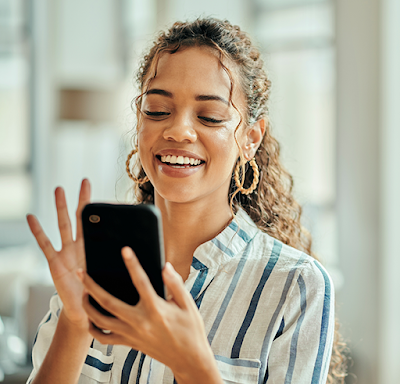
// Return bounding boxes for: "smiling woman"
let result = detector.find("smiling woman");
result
[136,46,254,211]
[26,18,347,384]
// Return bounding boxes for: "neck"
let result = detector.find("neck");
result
[154,192,233,279]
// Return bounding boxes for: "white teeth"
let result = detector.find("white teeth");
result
[159,155,203,166]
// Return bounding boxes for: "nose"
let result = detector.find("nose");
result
[163,113,197,143]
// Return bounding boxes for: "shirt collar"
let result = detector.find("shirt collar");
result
[191,207,260,271]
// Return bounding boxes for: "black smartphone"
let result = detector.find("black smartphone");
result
[82,203,165,316]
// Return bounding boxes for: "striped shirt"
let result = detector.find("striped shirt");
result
[28,208,334,384]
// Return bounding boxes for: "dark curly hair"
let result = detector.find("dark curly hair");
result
[128,17,348,384]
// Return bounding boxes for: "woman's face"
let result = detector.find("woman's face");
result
[137,46,248,205]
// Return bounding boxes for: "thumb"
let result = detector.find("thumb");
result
[162,262,192,309]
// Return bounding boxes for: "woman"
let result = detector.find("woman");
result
[26,18,346,384]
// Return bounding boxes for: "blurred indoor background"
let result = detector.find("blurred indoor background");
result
[0,0,399,383]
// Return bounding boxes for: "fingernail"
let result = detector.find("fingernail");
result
[122,247,134,259]
[165,262,174,275]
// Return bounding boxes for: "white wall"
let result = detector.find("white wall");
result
[379,0,400,382]
[155,0,252,32]
[336,0,400,383]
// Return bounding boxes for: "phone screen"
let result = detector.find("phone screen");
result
[82,203,165,316]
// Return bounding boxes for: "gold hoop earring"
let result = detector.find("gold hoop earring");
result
[126,147,149,186]
[234,158,259,195]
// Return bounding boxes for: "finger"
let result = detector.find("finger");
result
[26,214,56,261]
[121,247,158,305]
[162,262,193,309]
[55,187,73,246]
[78,269,130,321]
[82,292,126,333]
[76,179,91,241]
[88,321,134,347]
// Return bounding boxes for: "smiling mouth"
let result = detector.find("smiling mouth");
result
[156,155,205,168]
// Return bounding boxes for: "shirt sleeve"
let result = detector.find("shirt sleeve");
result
[265,259,335,384]
[26,293,62,384]
[27,294,115,384]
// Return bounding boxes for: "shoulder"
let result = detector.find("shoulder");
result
[246,230,334,295]
[230,208,334,297]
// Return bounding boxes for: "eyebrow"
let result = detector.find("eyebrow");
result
[195,94,229,105]
[146,88,173,98]
[146,88,229,105]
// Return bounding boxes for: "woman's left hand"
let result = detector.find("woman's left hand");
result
[78,247,221,383]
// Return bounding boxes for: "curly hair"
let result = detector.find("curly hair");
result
[128,17,348,383]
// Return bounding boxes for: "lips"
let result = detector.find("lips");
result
[158,155,204,166]
[154,149,206,178]
[155,155,205,178]
[156,149,205,162]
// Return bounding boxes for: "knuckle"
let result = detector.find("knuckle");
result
[101,297,116,313]
[41,238,52,251]
[170,276,183,289]
[32,225,42,237]
[139,275,150,287]
[140,319,153,336]
[32,229,41,240]
[136,275,150,290]
[101,296,112,309]
[156,313,169,329]
[148,301,167,320]
[93,318,109,330]
[59,221,70,231]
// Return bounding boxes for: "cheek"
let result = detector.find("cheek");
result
[137,126,155,168]
[137,123,151,143]
[207,128,240,168]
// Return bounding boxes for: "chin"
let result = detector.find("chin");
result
[155,185,200,204]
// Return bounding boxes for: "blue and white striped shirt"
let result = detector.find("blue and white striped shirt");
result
[28,208,334,384]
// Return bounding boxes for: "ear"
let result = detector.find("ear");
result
[242,119,266,160]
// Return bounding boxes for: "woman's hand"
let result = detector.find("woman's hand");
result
[27,179,91,331]
[79,247,222,383]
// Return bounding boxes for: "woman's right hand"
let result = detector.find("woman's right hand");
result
[27,179,91,331]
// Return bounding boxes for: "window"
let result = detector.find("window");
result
[252,0,340,280]
[0,0,32,246]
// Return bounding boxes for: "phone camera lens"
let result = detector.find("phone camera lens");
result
[89,215,100,223]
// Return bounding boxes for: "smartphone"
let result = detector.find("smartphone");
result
[82,203,165,316]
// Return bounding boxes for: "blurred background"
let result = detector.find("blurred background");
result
[0,0,399,383]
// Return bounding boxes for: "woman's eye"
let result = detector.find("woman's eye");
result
[144,111,170,117]
[199,116,224,124]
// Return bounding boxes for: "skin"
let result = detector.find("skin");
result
[26,46,265,384]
